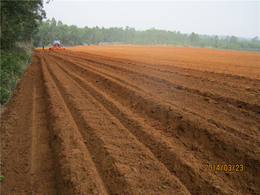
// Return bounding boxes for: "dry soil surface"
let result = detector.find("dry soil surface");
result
[1,46,260,194]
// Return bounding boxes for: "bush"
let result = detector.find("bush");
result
[0,47,31,104]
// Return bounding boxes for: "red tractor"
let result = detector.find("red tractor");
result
[49,40,65,50]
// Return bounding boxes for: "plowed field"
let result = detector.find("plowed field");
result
[1,46,260,194]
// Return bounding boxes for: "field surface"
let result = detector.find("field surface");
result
[1,46,260,194]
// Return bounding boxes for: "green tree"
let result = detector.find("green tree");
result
[57,20,63,27]
[1,0,45,50]
[251,36,259,43]
[189,32,200,46]
[68,25,78,46]
[230,36,238,48]
[214,35,219,48]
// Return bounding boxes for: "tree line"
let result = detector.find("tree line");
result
[34,17,260,52]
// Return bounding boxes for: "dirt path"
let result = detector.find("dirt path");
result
[1,47,259,194]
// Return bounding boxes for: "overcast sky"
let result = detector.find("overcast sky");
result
[42,0,259,38]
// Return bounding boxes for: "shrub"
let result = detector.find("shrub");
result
[0,47,31,104]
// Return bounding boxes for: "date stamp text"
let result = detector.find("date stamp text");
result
[205,164,243,172]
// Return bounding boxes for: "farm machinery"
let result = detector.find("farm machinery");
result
[49,40,65,50]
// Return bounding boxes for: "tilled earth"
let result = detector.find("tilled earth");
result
[1,46,260,194]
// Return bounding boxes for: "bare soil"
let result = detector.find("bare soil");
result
[1,46,260,194]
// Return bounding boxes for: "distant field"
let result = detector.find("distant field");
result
[65,45,260,79]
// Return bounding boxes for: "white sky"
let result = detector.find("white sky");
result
[42,0,260,38]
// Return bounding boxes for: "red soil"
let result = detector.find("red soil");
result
[1,46,259,194]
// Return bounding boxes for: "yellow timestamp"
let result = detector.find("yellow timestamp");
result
[205,164,243,172]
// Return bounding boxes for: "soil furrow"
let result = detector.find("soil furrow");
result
[51,53,241,194]
[47,52,260,156]
[49,51,260,141]
[47,50,260,194]
[56,49,260,89]
[42,50,191,195]
[1,54,57,194]
[39,53,109,194]
[66,53,260,141]
[52,50,260,106]
[29,65,57,194]
[30,85,37,187]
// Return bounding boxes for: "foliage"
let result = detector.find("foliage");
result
[0,174,4,181]
[0,47,31,104]
[1,0,46,50]
[189,32,200,46]
[0,0,44,104]
[34,18,260,52]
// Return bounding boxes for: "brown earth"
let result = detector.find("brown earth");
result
[1,46,260,195]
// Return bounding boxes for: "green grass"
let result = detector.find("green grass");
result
[0,174,4,181]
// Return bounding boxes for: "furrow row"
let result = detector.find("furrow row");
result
[52,51,260,111]
[50,51,260,139]
[39,53,109,194]
[46,50,260,194]
[57,50,260,89]
[47,52,260,161]
[47,52,240,194]
[40,51,190,194]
